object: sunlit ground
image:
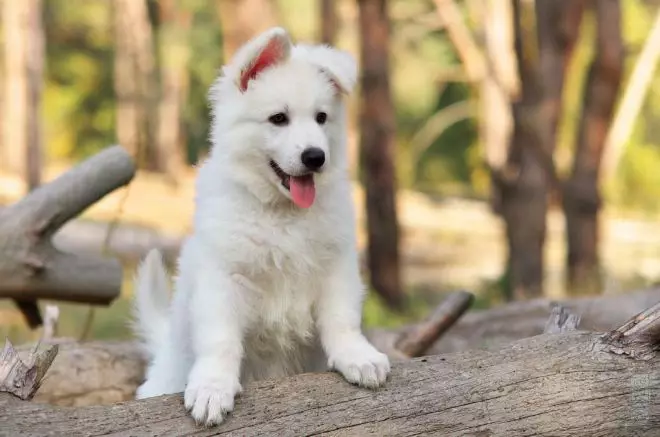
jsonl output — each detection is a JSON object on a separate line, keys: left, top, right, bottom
{"left": 2, "top": 163, "right": 659, "bottom": 343}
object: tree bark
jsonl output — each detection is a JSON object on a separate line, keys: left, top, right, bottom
{"left": 20, "top": 287, "right": 660, "bottom": 407}
{"left": 563, "top": 0, "right": 624, "bottom": 295}
{"left": 113, "top": 0, "right": 157, "bottom": 169}
{"left": 2, "top": 0, "right": 28, "bottom": 175}
{"left": 4, "top": 306, "right": 660, "bottom": 436}
{"left": 358, "top": 0, "right": 403, "bottom": 309}
{"left": 497, "top": 0, "right": 584, "bottom": 300}
{"left": 25, "top": 0, "right": 44, "bottom": 191}
{"left": 480, "top": 0, "right": 518, "bottom": 212}
{"left": 3, "top": 0, "right": 43, "bottom": 189}
{"left": 156, "top": 0, "right": 191, "bottom": 182}
{"left": 0, "top": 146, "right": 135, "bottom": 328}
{"left": 320, "top": 0, "right": 338, "bottom": 45}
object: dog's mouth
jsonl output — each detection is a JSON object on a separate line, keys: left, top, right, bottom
{"left": 269, "top": 160, "right": 316, "bottom": 209}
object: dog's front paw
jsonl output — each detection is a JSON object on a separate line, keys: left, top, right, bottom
{"left": 328, "top": 342, "right": 390, "bottom": 389}
{"left": 184, "top": 373, "right": 242, "bottom": 427}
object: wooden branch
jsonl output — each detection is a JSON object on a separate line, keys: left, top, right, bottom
{"left": 3, "top": 309, "right": 660, "bottom": 436}
{"left": 0, "top": 145, "right": 135, "bottom": 327}
{"left": 394, "top": 290, "right": 473, "bottom": 358}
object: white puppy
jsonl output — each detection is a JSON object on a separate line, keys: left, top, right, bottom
{"left": 132, "top": 27, "right": 391, "bottom": 426}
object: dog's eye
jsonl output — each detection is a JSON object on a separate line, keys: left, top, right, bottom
{"left": 315, "top": 112, "right": 328, "bottom": 125}
{"left": 268, "top": 113, "right": 289, "bottom": 126}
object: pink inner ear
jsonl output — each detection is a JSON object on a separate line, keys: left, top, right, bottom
{"left": 329, "top": 78, "right": 344, "bottom": 94}
{"left": 318, "top": 67, "right": 345, "bottom": 95}
{"left": 239, "top": 39, "right": 286, "bottom": 92}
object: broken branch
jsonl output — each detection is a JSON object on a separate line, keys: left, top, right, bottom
{"left": 0, "top": 145, "right": 135, "bottom": 327}
{"left": 395, "top": 290, "right": 473, "bottom": 357}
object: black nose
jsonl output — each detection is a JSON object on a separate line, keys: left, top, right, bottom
{"left": 301, "top": 147, "right": 325, "bottom": 170}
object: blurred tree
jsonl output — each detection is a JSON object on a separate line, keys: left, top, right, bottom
{"left": 563, "top": 0, "right": 623, "bottom": 294}
{"left": 495, "top": 0, "right": 584, "bottom": 300}
{"left": 26, "top": 0, "right": 45, "bottom": 191}
{"left": 2, "top": 0, "right": 45, "bottom": 327}
{"left": 479, "top": 0, "right": 518, "bottom": 211}
{"left": 113, "top": 0, "right": 157, "bottom": 168}
{"left": 156, "top": 0, "right": 191, "bottom": 182}
{"left": 3, "top": 0, "right": 28, "bottom": 177}
{"left": 2, "top": 0, "right": 45, "bottom": 189}
{"left": 216, "top": 0, "right": 277, "bottom": 60}
{"left": 320, "top": 0, "right": 338, "bottom": 45}
{"left": 358, "top": 0, "right": 403, "bottom": 309}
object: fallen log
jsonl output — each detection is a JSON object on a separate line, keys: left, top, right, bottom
{"left": 370, "top": 286, "right": 660, "bottom": 355}
{"left": 14, "top": 287, "right": 658, "bottom": 407}
{"left": 2, "top": 303, "right": 659, "bottom": 436}
{"left": 0, "top": 145, "right": 135, "bottom": 328}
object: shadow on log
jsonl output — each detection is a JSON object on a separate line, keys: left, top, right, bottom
{"left": 2, "top": 301, "right": 659, "bottom": 436}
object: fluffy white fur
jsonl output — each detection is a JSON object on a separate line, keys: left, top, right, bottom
{"left": 132, "top": 27, "right": 390, "bottom": 426}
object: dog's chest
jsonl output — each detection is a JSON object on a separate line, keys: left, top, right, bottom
{"left": 233, "top": 213, "right": 341, "bottom": 279}
{"left": 230, "top": 214, "right": 340, "bottom": 348}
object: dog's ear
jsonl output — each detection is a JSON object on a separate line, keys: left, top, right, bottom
{"left": 294, "top": 45, "right": 358, "bottom": 95}
{"left": 230, "top": 27, "right": 292, "bottom": 92}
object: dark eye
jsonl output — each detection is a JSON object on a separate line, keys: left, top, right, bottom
{"left": 268, "top": 112, "right": 289, "bottom": 126}
{"left": 316, "top": 112, "right": 328, "bottom": 125}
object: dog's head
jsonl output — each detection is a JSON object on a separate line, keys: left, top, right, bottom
{"left": 208, "top": 27, "right": 357, "bottom": 209}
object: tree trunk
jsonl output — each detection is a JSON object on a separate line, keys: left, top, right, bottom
{"left": 357, "top": 0, "right": 403, "bottom": 309}
{"left": 480, "top": 0, "right": 518, "bottom": 213}
{"left": 2, "top": 0, "right": 28, "bottom": 175}
{"left": 320, "top": 0, "right": 338, "bottom": 45}
{"left": 25, "top": 0, "right": 44, "bottom": 192}
{"left": 113, "top": 0, "right": 157, "bottom": 169}
{"left": 563, "top": 0, "right": 623, "bottom": 295}
{"left": 4, "top": 304, "right": 660, "bottom": 435}
{"left": 216, "top": 0, "right": 277, "bottom": 61}
{"left": 156, "top": 0, "right": 191, "bottom": 183}
{"left": 497, "top": 0, "right": 583, "bottom": 300}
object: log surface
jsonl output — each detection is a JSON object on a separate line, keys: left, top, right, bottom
{"left": 20, "top": 288, "right": 660, "bottom": 407}
{"left": 3, "top": 332, "right": 659, "bottom": 437}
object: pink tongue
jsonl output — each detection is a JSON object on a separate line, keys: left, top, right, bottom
{"left": 289, "top": 174, "right": 316, "bottom": 208}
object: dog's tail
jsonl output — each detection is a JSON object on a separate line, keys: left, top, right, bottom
{"left": 132, "top": 249, "right": 171, "bottom": 359}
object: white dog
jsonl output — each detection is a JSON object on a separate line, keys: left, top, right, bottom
{"left": 132, "top": 27, "right": 391, "bottom": 426}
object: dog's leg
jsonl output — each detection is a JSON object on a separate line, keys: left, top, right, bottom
{"left": 185, "top": 269, "right": 246, "bottom": 426}
{"left": 317, "top": 253, "right": 391, "bottom": 388}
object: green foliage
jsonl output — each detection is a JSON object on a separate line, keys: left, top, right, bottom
{"left": 43, "top": 0, "right": 116, "bottom": 159}
{"left": 609, "top": 143, "right": 660, "bottom": 213}
{"left": 33, "top": 0, "right": 660, "bottom": 211}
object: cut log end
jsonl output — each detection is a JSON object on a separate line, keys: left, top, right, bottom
{"left": 0, "top": 339, "right": 59, "bottom": 400}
